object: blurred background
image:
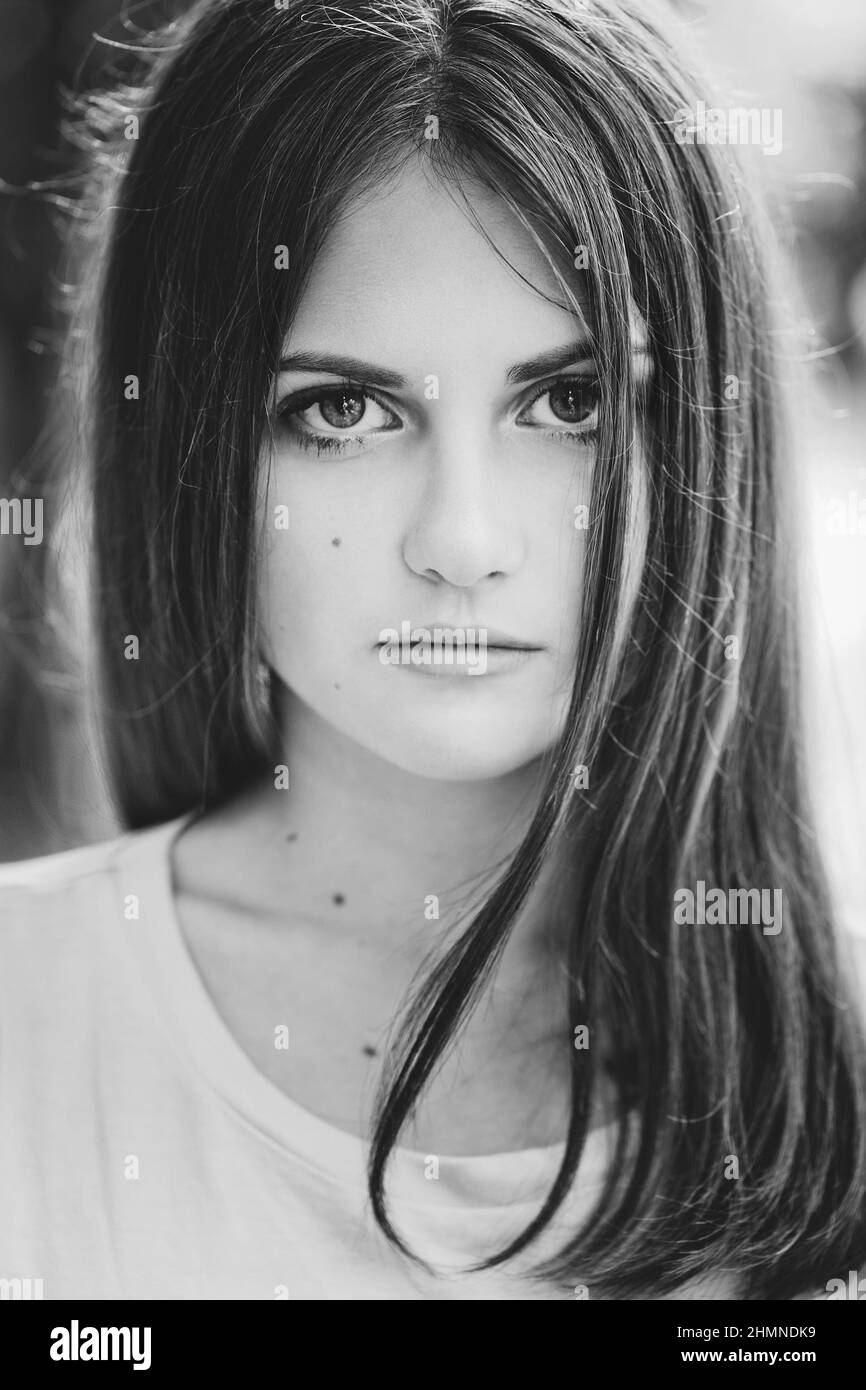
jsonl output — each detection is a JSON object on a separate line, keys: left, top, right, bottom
{"left": 0, "top": 0, "right": 863, "bottom": 926}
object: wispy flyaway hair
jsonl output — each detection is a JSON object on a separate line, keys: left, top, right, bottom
{"left": 68, "top": 0, "right": 866, "bottom": 1297}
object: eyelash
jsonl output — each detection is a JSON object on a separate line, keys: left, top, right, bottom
{"left": 274, "top": 381, "right": 393, "bottom": 457}
{"left": 517, "top": 376, "right": 601, "bottom": 446}
{"left": 273, "top": 375, "right": 602, "bottom": 458}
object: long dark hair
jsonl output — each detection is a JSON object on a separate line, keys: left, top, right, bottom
{"left": 67, "top": 0, "right": 866, "bottom": 1298}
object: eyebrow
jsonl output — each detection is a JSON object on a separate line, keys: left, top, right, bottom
{"left": 277, "top": 340, "right": 647, "bottom": 389}
{"left": 277, "top": 352, "right": 405, "bottom": 389}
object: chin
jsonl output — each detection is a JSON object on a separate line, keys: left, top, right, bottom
{"left": 362, "top": 721, "right": 550, "bottom": 783}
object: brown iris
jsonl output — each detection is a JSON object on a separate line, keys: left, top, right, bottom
{"left": 547, "top": 379, "right": 597, "bottom": 424}
{"left": 319, "top": 389, "right": 366, "bottom": 428}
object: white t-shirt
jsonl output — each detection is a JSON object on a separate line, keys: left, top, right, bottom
{"left": 0, "top": 815, "right": 862, "bottom": 1301}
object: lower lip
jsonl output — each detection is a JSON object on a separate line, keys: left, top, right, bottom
{"left": 378, "top": 646, "right": 541, "bottom": 676}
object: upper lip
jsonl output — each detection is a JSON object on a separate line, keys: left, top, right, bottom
{"left": 377, "top": 626, "right": 543, "bottom": 650}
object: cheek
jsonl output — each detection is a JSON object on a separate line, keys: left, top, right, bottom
{"left": 254, "top": 461, "right": 384, "bottom": 674}
{"left": 256, "top": 459, "right": 329, "bottom": 668}
{"left": 548, "top": 460, "right": 592, "bottom": 650}
{"left": 257, "top": 525, "right": 349, "bottom": 671}
{"left": 546, "top": 532, "right": 586, "bottom": 701}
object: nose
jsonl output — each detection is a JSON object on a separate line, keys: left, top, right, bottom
{"left": 402, "top": 428, "right": 525, "bottom": 587}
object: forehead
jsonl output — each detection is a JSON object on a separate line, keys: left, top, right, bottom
{"left": 284, "top": 158, "right": 592, "bottom": 374}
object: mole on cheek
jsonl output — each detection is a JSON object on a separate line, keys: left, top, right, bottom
{"left": 331, "top": 537, "right": 341, "bottom": 547}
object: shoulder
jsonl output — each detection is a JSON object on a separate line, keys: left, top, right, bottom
{"left": 0, "top": 832, "right": 123, "bottom": 894}
{"left": 0, "top": 815, "right": 189, "bottom": 934}
{"left": 0, "top": 814, "right": 192, "bottom": 1037}
{"left": 0, "top": 836, "right": 127, "bottom": 1018}
{"left": 0, "top": 826, "right": 129, "bottom": 919}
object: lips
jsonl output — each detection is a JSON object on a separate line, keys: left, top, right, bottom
{"left": 375, "top": 626, "right": 542, "bottom": 651}
{"left": 476, "top": 635, "right": 542, "bottom": 651}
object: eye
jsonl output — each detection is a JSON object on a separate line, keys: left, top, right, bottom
{"left": 516, "top": 376, "right": 600, "bottom": 435}
{"left": 275, "top": 382, "right": 401, "bottom": 453}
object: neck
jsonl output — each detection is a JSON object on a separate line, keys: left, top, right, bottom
{"left": 191, "top": 685, "right": 566, "bottom": 976}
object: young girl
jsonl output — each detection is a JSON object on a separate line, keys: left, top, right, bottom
{"left": 1, "top": 0, "right": 864, "bottom": 1301}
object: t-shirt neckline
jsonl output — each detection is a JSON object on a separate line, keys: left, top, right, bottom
{"left": 119, "top": 811, "right": 613, "bottom": 1212}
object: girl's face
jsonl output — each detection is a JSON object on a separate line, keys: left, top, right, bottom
{"left": 257, "top": 159, "right": 617, "bottom": 781}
